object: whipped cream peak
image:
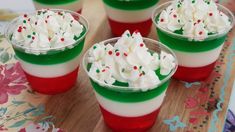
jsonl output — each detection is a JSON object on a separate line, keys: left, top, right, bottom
{"left": 157, "top": 0, "right": 231, "bottom": 40}
{"left": 87, "top": 30, "right": 176, "bottom": 90}
{"left": 11, "top": 9, "right": 84, "bottom": 53}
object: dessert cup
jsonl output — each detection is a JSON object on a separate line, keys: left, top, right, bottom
{"left": 102, "top": 0, "right": 159, "bottom": 37}
{"left": 33, "top": 0, "right": 84, "bottom": 13}
{"left": 152, "top": 1, "right": 234, "bottom": 82}
{"left": 83, "top": 38, "right": 177, "bottom": 132}
{"left": 5, "top": 9, "right": 89, "bottom": 95}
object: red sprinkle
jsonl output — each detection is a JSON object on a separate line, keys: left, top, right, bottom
{"left": 197, "top": 20, "right": 201, "bottom": 23}
{"left": 199, "top": 31, "right": 203, "bottom": 35}
{"left": 102, "top": 69, "right": 106, "bottom": 72}
{"left": 47, "top": 15, "right": 50, "bottom": 19}
{"left": 17, "top": 28, "right": 22, "bottom": 32}
{"left": 35, "top": 22, "right": 37, "bottom": 25}
{"left": 23, "top": 14, "right": 27, "bottom": 18}
{"left": 173, "top": 14, "right": 177, "bottom": 18}
{"left": 27, "top": 18, "right": 30, "bottom": 21}
{"left": 209, "top": 13, "right": 213, "bottom": 16}
{"left": 61, "top": 38, "right": 65, "bottom": 42}
{"left": 124, "top": 53, "right": 128, "bottom": 56}
{"left": 45, "top": 20, "right": 48, "bottom": 23}
{"left": 139, "top": 73, "right": 143, "bottom": 77}
{"left": 48, "top": 37, "right": 51, "bottom": 41}
{"left": 160, "top": 18, "right": 164, "bottom": 22}
{"left": 140, "top": 43, "right": 144, "bottom": 47}
{"left": 108, "top": 51, "right": 112, "bottom": 55}
{"left": 58, "top": 12, "right": 62, "bottom": 15}
{"left": 133, "top": 66, "right": 138, "bottom": 70}
{"left": 116, "top": 52, "right": 120, "bottom": 56}
{"left": 32, "top": 36, "right": 35, "bottom": 40}
{"left": 23, "top": 26, "right": 26, "bottom": 29}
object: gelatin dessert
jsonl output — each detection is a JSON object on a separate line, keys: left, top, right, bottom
{"left": 5, "top": 9, "right": 89, "bottom": 94}
{"left": 83, "top": 30, "right": 177, "bottom": 131}
{"left": 152, "top": 0, "right": 234, "bottom": 82}
{"left": 33, "top": 0, "right": 84, "bottom": 13}
{"left": 102, "top": 0, "right": 159, "bottom": 36}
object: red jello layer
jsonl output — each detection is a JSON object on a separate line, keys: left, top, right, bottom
{"left": 24, "top": 67, "right": 79, "bottom": 95}
{"left": 100, "top": 105, "right": 161, "bottom": 132}
{"left": 108, "top": 18, "right": 152, "bottom": 37}
{"left": 173, "top": 62, "right": 216, "bottom": 82}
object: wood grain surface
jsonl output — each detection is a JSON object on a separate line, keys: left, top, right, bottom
{"left": 36, "top": 0, "right": 235, "bottom": 132}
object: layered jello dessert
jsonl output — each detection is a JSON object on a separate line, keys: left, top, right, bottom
{"left": 152, "top": 0, "right": 234, "bottom": 82}
{"left": 5, "top": 9, "right": 88, "bottom": 94}
{"left": 33, "top": 0, "right": 84, "bottom": 13}
{"left": 102, "top": 0, "right": 159, "bottom": 37}
{"left": 83, "top": 31, "right": 177, "bottom": 131}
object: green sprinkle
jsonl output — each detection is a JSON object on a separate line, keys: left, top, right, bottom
{"left": 139, "top": 66, "right": 142, "bottom": 69}
{"left": 115, "top": 49, "right": 119, "bottom": 52}
{"left": 27, "top": 35, "right": 31, "bottom": 38}
{"left": 32, "top": 32, "right": 36, "bottom": 35}
{"left": 37, "top": 11, "right": 41, "bottom": 15}
{"left": 122, "top": 68, "right": 125, "bottom": 72}
{"left": 127, "top": 33, "right": 130, "bottom": 37}
{"left": 23, "top": 20, "right": 26, "bottom": 23}
{"left": 93, "top": 46, "right": 97, "bottom": 49}
{"left": 96, "top": 69, "right": 100, "bottom": 73}
{"left": 142, "top": 71, "right": 145, "bottom": 75}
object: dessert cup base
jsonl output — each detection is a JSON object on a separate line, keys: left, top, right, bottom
{"left": 24, "top": 67, "right": 79, "bottom": 95}
{"left": 100, "top": 105, "right": 160, "bottom": 132}
{"left": 108, "top": 18, "right": 152, "bottom": 37}
{"left": 173, "top": 62, "right": 216, "bottom": 82}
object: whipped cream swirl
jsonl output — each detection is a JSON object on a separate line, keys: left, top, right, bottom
{"left": 11, "top": 9, "right": 84, "bottom": 52}
{"left": 157, "top": 0, "right": 231, "bottom": 40}
{"left": 88, "top": 31, "right": 176, "bottom": 90}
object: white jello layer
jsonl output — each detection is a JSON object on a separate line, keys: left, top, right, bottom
{"left": 18, "top": 55, "right": 80, "bottom": 78}
{"left": 104, "top": 4, "right": 157, "bottom": 23}
{"left": 174, "top": 44, "right": 223, "bottom": 67}
{"left": 33, "top": 0, "right": 83, "bottom": 12}
{"left": 95, "top": 91, "right": 166, "bottom": 117}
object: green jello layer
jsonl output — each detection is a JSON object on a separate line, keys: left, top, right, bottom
{"left": 156, "top": 28, "right": 227, "bottom": 52}
{"left": 15, "top": 39, "right": 84, "bottom": 65}
{"left": 91, "top": 79, "right": 169, "bottom": 103}
{"left": 103, "top": 0, "right": 159, "bottom": 10}
{"left": 33, "top": 0, "right": 78, "bottom": 5}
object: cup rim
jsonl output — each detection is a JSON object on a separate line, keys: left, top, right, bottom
{"left": 4, "top": 9, "right": 89, "bottom": 54}
{"left": 151, "top": 1, "right": 235, "bottom": 41}
{"left": 82, "top": 37, "right": 178, "bottom": 93}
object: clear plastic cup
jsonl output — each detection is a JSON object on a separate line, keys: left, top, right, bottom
{"left": 152, "top": 1, "right": 235, "bottom": 82}
{"left": 5, "top": 9, "right": 89, "bottom": 95}
{"left": 83, "top": 37, "right": 177, "bottom": 131}
{"left": 102, "top": 0, "right": 159, "bottom": 37}
{"left": 33, "top": 0, "right": 84, "bottom": 14}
